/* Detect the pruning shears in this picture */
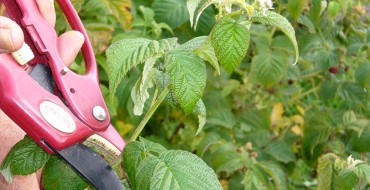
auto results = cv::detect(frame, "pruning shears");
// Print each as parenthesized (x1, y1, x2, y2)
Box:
(0, 0, 125, 189)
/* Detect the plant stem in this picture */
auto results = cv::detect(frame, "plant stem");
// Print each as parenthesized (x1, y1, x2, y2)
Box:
(128, 85, 171, 143)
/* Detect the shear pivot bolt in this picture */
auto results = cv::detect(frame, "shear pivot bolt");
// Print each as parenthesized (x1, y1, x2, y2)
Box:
(93, 106, 107, 121)
(61, 68, 68, 75)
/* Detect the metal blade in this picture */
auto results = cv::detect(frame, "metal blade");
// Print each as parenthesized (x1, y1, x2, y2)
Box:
(46, 142, 124, 190)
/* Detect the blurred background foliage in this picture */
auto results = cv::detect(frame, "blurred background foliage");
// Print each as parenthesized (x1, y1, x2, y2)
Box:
(56, 0, 369, 189)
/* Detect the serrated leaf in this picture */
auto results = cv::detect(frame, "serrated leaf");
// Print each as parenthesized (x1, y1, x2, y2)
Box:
(194, 0, 218, 30)
(211, 17, 250, 73)
(176, 36, 208, 52)
(354, 164, 370, 184)
(150, 150, 222, 190)
(339, 169, 359, 190)
(193, 99, 207, 135)
(135, 156, 160, 190)
(195, 43, 220, 75)
(131, 57, 160, 116)
(165, 51, 207, 114)
(123, 138, 167, 189)
(153, 0, 189, 28)
(0, 136, 49, 176)
(155, 70, 179, 107)
(317, 154, 336, 190)
(252, 11, 299, 64)
(251, 51, 288, 88)
(186, 0, 202, 27)
(43, 156, 89, 190)
(131, 76, 152, 116)
(107, 38, 177, 99)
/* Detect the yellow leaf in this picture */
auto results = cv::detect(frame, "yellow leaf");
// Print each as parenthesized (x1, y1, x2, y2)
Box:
(291, 125, 303, 136)
(102, 0, 133, 29)
(296, 105, 305, 115)
(290, 115, 304, 126)
(115, 121, 134, 136)
(271, 102, 285, 127)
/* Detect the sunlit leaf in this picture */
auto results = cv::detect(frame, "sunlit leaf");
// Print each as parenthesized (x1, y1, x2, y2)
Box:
(165, 51, 207, 114)
(317, 154, 336, 190)
(106, 38, 178, 100)
(211, 17, 250, 73)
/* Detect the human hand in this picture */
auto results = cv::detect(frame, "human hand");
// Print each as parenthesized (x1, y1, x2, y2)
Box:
(0, 0, 84, 189)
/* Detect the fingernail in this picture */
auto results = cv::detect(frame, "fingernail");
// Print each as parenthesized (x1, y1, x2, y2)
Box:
(0, 27, 14, 53)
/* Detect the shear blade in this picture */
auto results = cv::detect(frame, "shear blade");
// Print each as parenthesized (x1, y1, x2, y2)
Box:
(47, 142, 124, 190)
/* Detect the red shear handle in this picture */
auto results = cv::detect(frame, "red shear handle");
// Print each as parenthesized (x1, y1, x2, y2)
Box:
(3, 0, 110, 131)
(0, 54, 93, 153)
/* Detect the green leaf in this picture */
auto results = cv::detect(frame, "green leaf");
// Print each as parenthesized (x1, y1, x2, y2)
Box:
(186, 0, 202, 27)
(131, 57, 160, 116)
(195, 43, 220, 75)
(193, 99, 207, 135)
(355, 62, 370, 88)
(328, 1, 341, 17)
(301, 109, 332, 166)
(194, 0, 218, 29)
(308, 0, 322, 27)
(211, 17, 250, 73)
(243, 161, 286, 190)
(153, 0, 189, 28)
(351, 126, 370, 153)
(135, 156, 161, 190)
(165, 51, 207, 114)
(265, 140, 296, 164)
(317, 154, 336, 190)
(251, 51, 288, 88)
(0, 136, 49, 176)
(124, 139, 221, 190)
(287, 0, 305, 20)
(339, 169, 359, 190)
(258, 162, 287, 190)
(235, 110, 271, 147)
(252, 11, 299, 64)
(107, 38, 178, 100)
(123, 138, 167, 189)
(243, 165, 266, 190)
(176, 36, 207, 52)
(354, 164, 370, 184)
(43, 156, 89, 190)
(150, 150, 222, 190)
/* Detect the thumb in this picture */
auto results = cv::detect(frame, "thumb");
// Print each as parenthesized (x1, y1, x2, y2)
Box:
(0, 16, 24, 53)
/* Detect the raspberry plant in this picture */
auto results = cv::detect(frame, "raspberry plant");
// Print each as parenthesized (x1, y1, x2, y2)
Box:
(1, 0, 370, 189)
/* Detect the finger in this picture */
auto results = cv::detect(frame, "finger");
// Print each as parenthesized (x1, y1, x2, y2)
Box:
(58, 31, 84, 66)
(0, 16, 24, 53)
(35, 0, 56, 27)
